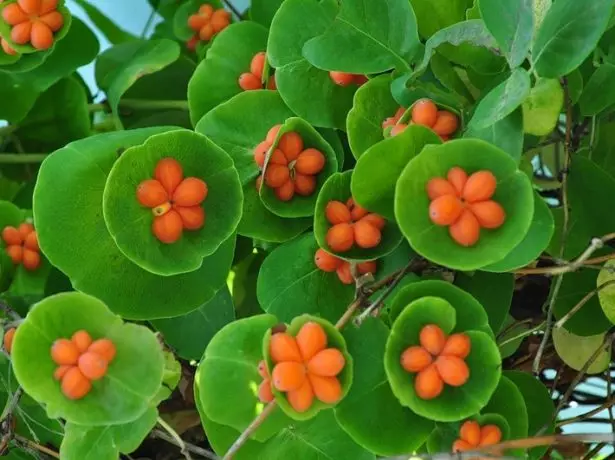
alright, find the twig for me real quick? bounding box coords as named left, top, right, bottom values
left=13, top=434, right=59, bottom=458
left=0, top=301, right=21, bottom=322
left=0, top=154, right=48, bottom=164
left=0, top=387, right=22, bottom=423
left=554, top=279, right=615, bottom=329
left=496, top=321, right=544, bottom=348
left=581, top=442, right=606, bottom=460
left=557, top=399, right=615, bottom=426
left=334, top=297, right=364, bottom=330
left=157, top=416, right=193, bottom=460
left=151, top=429, right=219, bottom=460
left=118, top=99, right=189, bottom=111
left=222, top=402, right=276, bottom=460
left=221, top=0, right=242, bottom=19
left=607, top=367, right=615, bottom=431
left=532, top=275, right=563, bottom=375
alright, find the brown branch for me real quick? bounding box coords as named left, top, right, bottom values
left=13, top=434, right=59, bottom=458
left=557, top=398, right=615, bottom=426
left=222, top=402, right=276, bottom=460
left=151, top=429, right=219, bottom=460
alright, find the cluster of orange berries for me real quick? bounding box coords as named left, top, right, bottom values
left=427, top=167, right=505, bottom=247
left=400, top=324, right=471, bottom=400
left=254, top=125, right=325, bottom=201
left=314, top=248, right=376, bottom=285
left=136, top=157, right=208, bottom=244
left=238, top=51, right=276, bottom=91
left=325, top=198, right=385, bottom=252
left=2, top=222, right=41, bottom=271
left=186, top=4, right=230, bottom=49
left=3, top=326, right=15, bottom=354
left=328, top=71, right=368, bottom=87
left=453, top=420, right=502, bottom=453
left=382, top=99, right=458, bottom=141
left=50, top=330, right=117, bottom=400
left=1, top=0, right=64, bottom=52
left=258, top=322, right=345, bottom=412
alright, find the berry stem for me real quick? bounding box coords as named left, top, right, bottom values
left=118, top=99, right=190, bottom=111
left=0, top=154, right=48, bottom=164
left=157, top=416, right=194, bottom=460
left=222, top=401, right=277, bottom=460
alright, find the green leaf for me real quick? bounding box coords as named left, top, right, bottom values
left=532, top=0, right=615, bottom=78
left=522, top=78, right=564, bottom=136
left=395, top=139, right=535, bottom=271
left=553, top=327, right=610, bottom=374
left=351, top=125, right=442, bottom=220
left=469, top=68, right=531, bottom=130
left=12, top=292, right=164, bottom=426
left=533, top=0, right=552, bottom=33
left=302, top=0, right=420, bottom=74
left=268, top=0, right=356, bottom=130
left=250, top=0, right=284, bottom=27
left=33, top=128, right=235, bottom=320
left=597, top=260, right=615, bottom=326
left=579, top=63, right=615, bottom=116
left=464, top=109, right=524, bottom=162
left=479, top=0, right=533, bottom=68
left=151, top=286, right=235, bottom=361
left=498, top=315, right=529, bottom=358
left=335, top=318, right=434, bottom=456
left=73, top=0, right=137, bottom=44
left=409, top=0, right=471, bottom=39
left=0, top=74, right=39, bottom=124
left=429, top=52, right=474, bottom=104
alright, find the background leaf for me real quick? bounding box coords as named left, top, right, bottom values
left=579, top=63, right=615, bottom=116
left=410, top=0, right=471, bottom=39
left=522, top=78, right=564, bottom=136
left=553, top=327, right=611, bottom=374
left=464, top=109, right=524, bottom=161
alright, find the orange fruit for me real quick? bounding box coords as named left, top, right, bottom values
left=199, top=23, right=215, bottom=41
left=382, top=117, right=396, bottom=129
left=3, top=328, right=15, bottom=354
left=239, top=72, right=261, bottom=91
left=53, top=364, right=72, bottom=381
left=2, top=3, right=28, bottom=25
left=278, top=132, right=303, bottom=161
left=78, top=351, right=108, bottom=381
left=266, top=124, right=281, bottom=144
left=186, top=35, right=199, bottom=51
left=18, top=223, right=34, bottom=238
left=325, top=201, right=351, bottom=225
left=211, top=10, right=230, bottom=33
left=469, top=200, right=505, bottom=229
left=271, top=361, right=306, bottom=392
left=336, top=263, right=353, bottom=285
left=359, top=213, right=385, bottom=230
left=414, top=364, right=443, bottom=400
left=479, top=425, right=502, bottom=446
left=176, top=205, right=205, bottom=230
left=173, top=177, right=208, bottom=207
left=447, top=167, right=468, bottom=197
left=287, top=379, right=314, bottom=412
left=354, top=75, right=368, bottom=86
left=267, top=75, right=277, bottom=90
left=265, top=164, right=290, bottom=188
left=257, top=360, right=269, bottom=379
left=307, top=348, right=345, bottom=377
left=258, top=378, right=274, bottom=403
left=429, top=194, right=463, bottom=226
left=314, top=248, right=341, bottom=272
left=269, top=148, right=288, bottom=166
left=329, top=71, right=354, bottom=86
left=88, top=339, right=116, bottom=363
left=153, top=210, right=183, bottom=244
left=61, top=367, right=92, bottom=400
left=188, top=14, right=207, bottom=31
left=394, top=107, right=406, bottom=120
left=6, top=245, right=23, bottom=264
left=275, top=180, right=295, bottom=201
left=295, top=149, right=325, bottom=175
left=419, top=324, right=446, bottom=356
left=40, top=0, right=58, bottom=15
left=463, top=171, right=497, bottom=203
left=24, top=231, right=38, bottom=251
left=435, top=355, right=469, bottom=386
left=22, top=249, right=40, bottom=271
left=432, top=111, right=458, bottom=136
left=411, top=99, right=438, bottom=127
left=452, top=439, right=473, bottom=452
left=426, top=177, right=457, bottom=200
left=347, top=198, right=369, bottom=221
left=294, top=174, right=316, bottom=196
left=136, top=179, right=168, bottom=208
left=296, top=322, right=327, bottom=361
left=441, top=333, right=471, bottom=359
left=1, top=39, right=17, bottom=56
left=71, top=330, right=92, bottom=354
left=390, top=123, right=407, bottom=137
left=449, top=209, right=480, bottom=247
left=253, top=141, right=270, bottom=168
left=2, top=226, right=21, bottom=246
left=353, top=220, right=381, bottom=249
left=250, top=51, right=266, bottom=80
left=460, top=420, right=481, bottom=446
left=326, top=223, right=354, bottom=252
left=269, top=332, right=302, bottom=363
left=154, top=158, right=184, bottom=194
left=18, top=0, right=41, bottom=15
left=11, top=21, right=32, bottom=45
left=356, top=260, right=377, bottom=275
left=400, top=346, right=432, bottom=373
left=308, top=374, right=342, bottom=404
left=51, top=338, right=80, bottom=366
left=440, top=135, right=450, bottom=142
left=199, top=3, right=214, bottom=18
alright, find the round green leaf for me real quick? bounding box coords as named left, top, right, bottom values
left=395, top=139, right=534, bottom=271
left=315, top=171, right=403, bottom=262
left=250, top=0, right=284, bottom=27
left=522, top=78, right=564, bottom=136
left=497, top=315, right=529, bottom=359
left=598, top=260, right=615, bottom=325
left=33, top=128, right=235, bottom=319
left=351, top=125, right=442, bottom=220
left=11, top=292, right=164, bottom=426
left=553, top=327, right=610, bottom=374
left=335, top=317, right=434, bottom=456
left=173, top=0, right=224, bottom=41
left=385, top=297, right=501, bottom=422
left=463, top=109, right=524, bottom=163
left=0, top=73, right=39, bottom=124
left=187, top=21, right=268, bottom=126
left=426, top=413, right=510, bottom=454
left=262, top=315, right=353, bottom=421
left=103, top=129, right=242, bottom=276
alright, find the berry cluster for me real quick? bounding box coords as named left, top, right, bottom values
left=1, top=0, right=64, bottom=51
left=3, top=327, right=15, bottom=354
left=256, top=359, right=274, bottom=403
left=382, top=99, right=458, bottom=141
left=187, top=4, right=230, bottom=47
left=254, top=125, right=325, bottom=201
left=453, top=420, right=502, bottom=453
left=2, top=223, right=41, bottom=271
left=314, top=248, right=376, bottom=285
left=400, top=324, right=471, bottom=400
left=238, top=51, right=276, bottom=91
left=267, top=322, right=345, bottom=413
left=426, top=167, right=506, bottom=247
left=328, top=71, right=368, bottom=87
left=136, top=158, right=208, bottom=244
left=50, top=330, right=117, bottom=400
left=325, top=199, right=385, bottom=252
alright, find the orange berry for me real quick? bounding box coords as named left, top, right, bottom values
left=382, top=117, right=396, bottom=129
left=356, top=260, right=377, bottom=275
left=71, top=330, right=92, bottom=354
left=296, top=322, right=327, bottom=361
left=199, top=4, right=214, bottom=17
left=18, top=223, right=34, bottom=238
left=40, top=0, right=57, bottom=14
left=78, top=351, right=108, bottom=381
left=199, top=23, right=215, bottom=41
left=266, top=124, right=281, bottom=144
left=257, top=360, right=269, bottom=378
left=287, top=379, right=314, bottom=412
left=1, top=38, right=17, bottom=55
left=24, top=231, right=38, bottom=251
left=51, top=338, right=80, bottom=366
left=173, top=178, right=208, bottom=207
left=449, top=209, right=480, bottom=247
left=325, top=201, right=351, bottom=225
left=211, top=9, right=230, bottom=33
left=435, top=355, right=469, bottom=387
left=136, top=179, right=168, bottom=208
left=18, top=0, right=40, bottom=15
left=426, top=177, right=457, bottom=201
left=155, top=158, right=183, bottom=194
left=88, top=339, right=116, bottom=363
left=272, top=361, right=306, bottom=392
left=419, top=324, right=446, bottom=356
left=53, top=364, right=71, bottom=381
left=432, top=111, right=458, bottom=136
left=336, top=263, right=353, bottom=284
left=329, top=71, right=354, bottom=86
left=275, top=180, right=295, bottom=201
left=414, top=364, right=443, bottom=400
left=460, top=420, right=481, bottom=446
left=61, top=367, right=91, bottom=400
left=265, top=164, right=290, bottom=188
left=186, top=35, right=198, bottom=51
left=2, top=3, right=28, bottom=25
left=267, top=75, right=277, bottom=90
left=354, top=74, right=368, bottom=86
left=308, top=374, right=342, bottom=404
left=326, top=223, right=354, bottom=252
left=400, top=346, right=432, bottom=373
left=6, top=245, right=23, bottom=264
left=479, top=425, right=502, bottom=446
left=11, top=21, right=32, bottom=45
left=294, top=174, right=316, bottom=196
left=253, top=141, right=270, bottom=168
left=469, top=200, right=505, bottom=229
left=463, top=171, right=497, bottom=203
left=22, top=249, right=40, bottom=271
left=269, top=148, right=288, bottom=166
left=394, top=107, right=406, bottom=120
left=390, top=123, right=407, bottom=137
left=295, top=149, right=325, bottom=175
left=359, top=213, right=385, bottom=230
left=2, top=226, right=21, bottom=246
left=278, top=132, right=303, bottom=161
left=258, top=378, right=274, bottom=402
left=429, top=194, right=463, bottom=226
left=269, top=332, right=302, bottom=363
left=411, top=99, right=438, bottom=127
left=353, top=220, right=381, bottom=249
left=188, top=14, right=207, bottom=32
left=3, top=328, right=15, bottom=354
left=307, top=348, right=345, bottom=377
left=176, top=205, right=205, bottom=230
left=238, top=72, right=262, bottom=91
left=452, top=439, right=473, bottom=452
left=314, top=248, right=341, bottom=272
left=347, top=198, right=369, bottom=221
left=250, top=51, right=266, bottom=80
left=447, top=167, right=468, bottom=197
left=441, top=333, right=471, bottom=359
left=153, top=210, right=183, bottom=244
